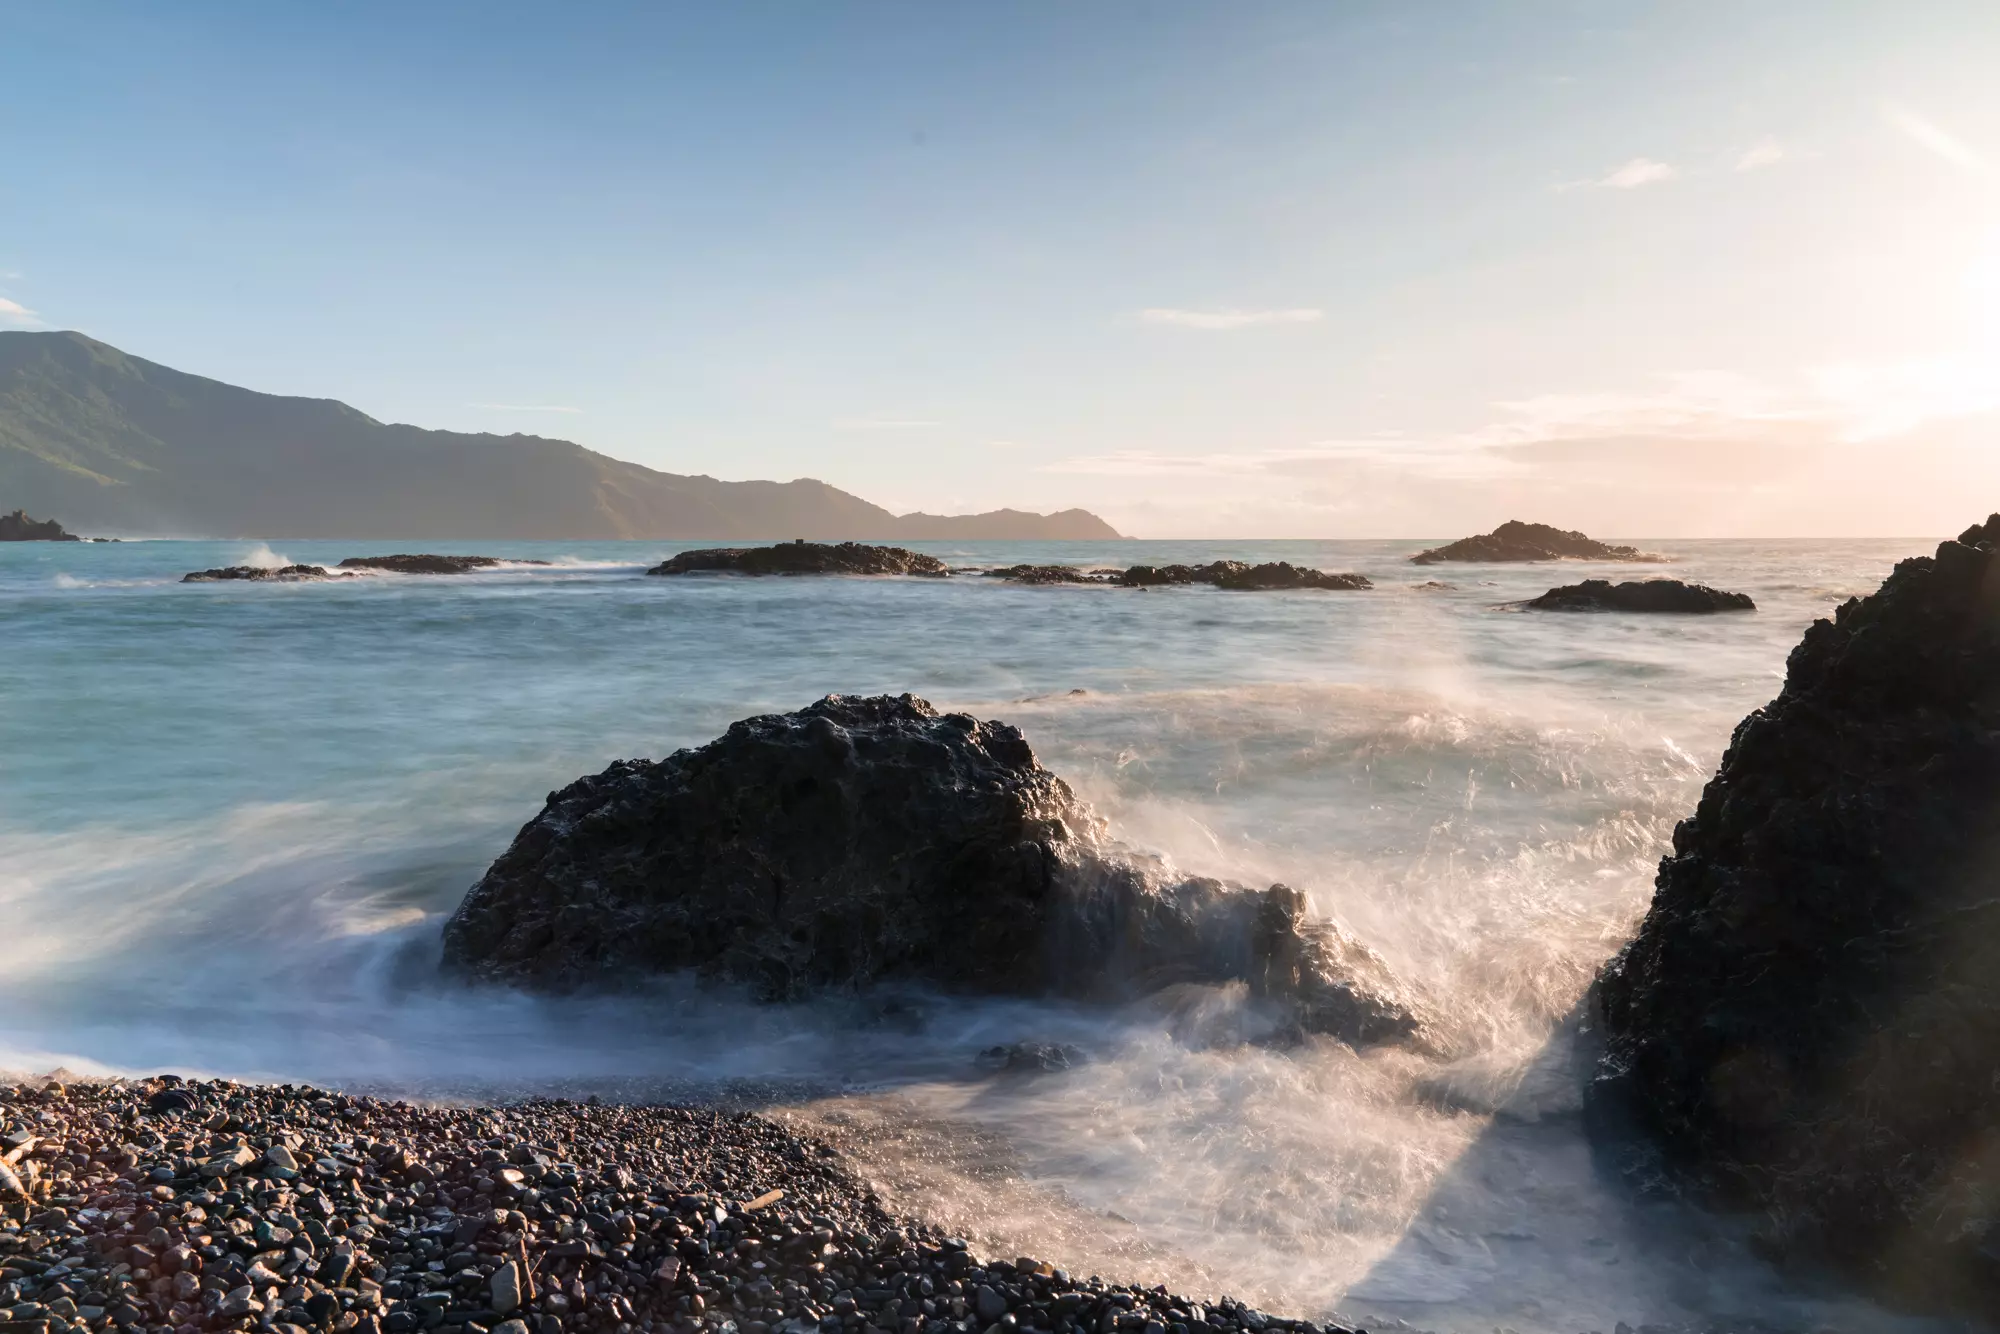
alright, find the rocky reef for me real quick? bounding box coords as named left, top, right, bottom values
left=182, top=565, right=347, bottom=583
left=0, top=509, right=81, bottom=542
left=337, top=556, right=547, bottom=575
left=1523, top=579, right=1754, bottom=613
left=0, top=1077, right=1363, bottom=1334
left=1411, top=520, right=1667, bottom=565
left=646, top=544, right=948, bottom=578
left=986, top=562, right=1372, bottom=591
left=443, top=694, right=1430, bottom=1051
left=1591, top=514, right=2000, bottom=1318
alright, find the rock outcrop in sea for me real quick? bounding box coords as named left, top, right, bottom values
left=338, top=555, right=547, bottom=574
left=0, top=1078, right=1361, bottom=1334
left=1411, top=520, right=1667, bottom=565
left=181, top=565, right=347, bottom=583
left=443, top=694, right=1431, bottom=1050
left=1591, top=513, right=2000, bottom=1318
left=646, top=543, right=949, bottom=578
left=0, top=509, right=81, bottom=541
left=1523, top=579, right=1754, bottom=613
left=986, top=562, right=1373, bottom=591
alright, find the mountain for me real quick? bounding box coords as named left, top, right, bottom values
left=0, top=332, right=1121, bottom=541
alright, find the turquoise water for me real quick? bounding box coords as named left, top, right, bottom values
left=0, top=535, right=1947, bottom=1334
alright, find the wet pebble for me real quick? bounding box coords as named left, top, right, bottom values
left=0, top=1078, right=1364, bottom=1334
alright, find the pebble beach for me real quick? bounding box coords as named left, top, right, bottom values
left=0, top=1080, right=1355, bottom=1334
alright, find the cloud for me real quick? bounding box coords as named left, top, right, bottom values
left=1883, top=104, right=1990, bottom=174
left=0, top=297, right=42, bottom=328
left=466, top=403, right=583, bottom=413
left=1735, top=138, right=1785, bottom=172
left=1599, top=157, right=1677, bottom=189
left=1139, top=308, right=1324, bottom=330
left=834, top=416, right=941, bottom=430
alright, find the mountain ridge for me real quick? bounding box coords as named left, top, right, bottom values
left=0, top=331, right=1121, bottom=540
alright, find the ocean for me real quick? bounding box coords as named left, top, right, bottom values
left=0, top=535, right=1953, bottom=1334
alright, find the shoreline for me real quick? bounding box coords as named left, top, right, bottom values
left=0, top=1079, right=1363, bottom=1334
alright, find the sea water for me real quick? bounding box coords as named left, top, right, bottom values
left=0, top=536, right=1954, bottom=1334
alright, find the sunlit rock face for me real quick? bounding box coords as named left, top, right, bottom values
left=1593, top=513, right=2000, bottom=1318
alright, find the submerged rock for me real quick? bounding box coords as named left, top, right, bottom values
left=979, top=1041, right=1088, bottom=1074
left=1411, top=520, right=1667, bottom=565
left=1524, top=578, right=1754, bottom=613
left=646, top=542, right=948, bottom=577
left=1592, top=513, right=2000, bottom=1318
left=337, top=554, right=546, bottom=574
left=0, top=509, right=82, bottom=541
left=443, top=693, right=1431, bottom=1050
left=181, top=564, right=344, bottom=582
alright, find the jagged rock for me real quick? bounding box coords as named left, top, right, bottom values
left=1210, top=561, right=1370, bottom=591
left=337, top=554, right=546, bottom=574
left=443, top=694, right=1431, bottom=1050
left=1524, top=579, right=1753, bottom=613
left=1591, top=513, right=2000, bottom=1319
left=984, top=565, right=1114, bottom=584
left=0, top=509, right=81, bottom=541
left=646, top=542, right=948, bottom=577
left=181, top=564, right=345, bottom=583
left=1411, top=520, right=1667, bottom=565
left=989, top=561, right=1371, bottom=591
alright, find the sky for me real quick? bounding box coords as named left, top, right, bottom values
left=3, top=1, right=1999, bottom=537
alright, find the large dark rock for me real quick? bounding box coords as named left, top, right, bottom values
left=647, top=542, right=948, bottom=577
left=181, top=564, right=345, bottom=582
left=0, top=508, right=80, bottom=541
left=1412, top=520, right=1666, bottom=565
left=442, top=694, right=1431, bottom=1050
left=1525, top=578, right=1754, bottom=613
left=1592, top=514, right=2000, bottom=1317
left=337, top=554, right=547, bottom=574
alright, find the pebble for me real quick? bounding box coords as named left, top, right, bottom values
left=0, top=1078, right=1367, bottom=1334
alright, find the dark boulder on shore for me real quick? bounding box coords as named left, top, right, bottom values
left=1412, top=520, right=1667, bottom=565
left=0, top=508, right=81, bottom=541
left=182, top=564, right=346, bottom=582
left=1524, top=578, right=1754, bottom=613
left=443, top=693, right=1432, bottom=1050
left=647, top=541, right=948, bottom=577
left=338, top=553, right=547, bottom=574
left=1591, top=513, right=2000, bottom=1318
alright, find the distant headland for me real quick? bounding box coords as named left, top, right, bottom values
left=0, top=331, right=1122, bottom=542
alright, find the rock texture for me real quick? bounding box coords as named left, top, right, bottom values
left=1411, top=520, right=1666, bottom=565
left=986, top=562, right=1372, bottom=591
left=646, top=544, right=948, bottom=578
left=1592, top=514, right=2000, bottom=1317
left=337, top=556, right=547, bottom=575
left=443, top=694, right=1429, bottom=1051
left=0, top=509, right=80, bottom=541
left=0, top=1077, right=1362, bottom=1334
left=181, top=565, right=346, bottom=583
left=1524, top=579, right=1754, bottom=613
left=1209, top=562, right=1371, bottom=592
left=982, top=565, right=1113, bottom=585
